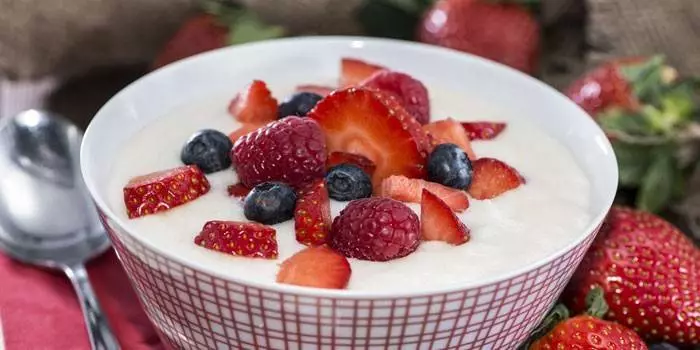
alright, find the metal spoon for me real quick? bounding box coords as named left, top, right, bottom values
left=0, top=110, right=120, bottom=350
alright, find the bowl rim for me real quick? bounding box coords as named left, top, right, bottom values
left=81, top=36, right=618, bottom=299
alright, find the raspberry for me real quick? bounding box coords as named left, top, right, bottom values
left=361, top=70, right=431, bottom=125
left=330, top=197, right=420, bottom=261
left=231, top=116, right=327, bottom=188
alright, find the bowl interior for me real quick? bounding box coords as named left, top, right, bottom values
left=81, top=36, right=617, bottom=296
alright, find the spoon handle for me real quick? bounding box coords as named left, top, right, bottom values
left=64, top=264, right=121, bottom=350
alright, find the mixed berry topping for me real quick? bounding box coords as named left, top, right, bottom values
left=123, top=57, right=524, bottom=290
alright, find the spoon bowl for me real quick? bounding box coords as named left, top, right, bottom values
left=0, top=110, right=119, bottom=350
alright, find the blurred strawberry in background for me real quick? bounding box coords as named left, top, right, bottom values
left=417, top=0, right=540, bottom=74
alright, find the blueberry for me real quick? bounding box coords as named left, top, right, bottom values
left=648, top=343, right=679, bottom=350
left=243, top=182, right=297, bottom=224
left=427, top=143, right=473, bottom=190
left=181, top=129, right=233, bottom=174
left=326, top=164, right=372, bottom=201
left=278, top=92, right=323, bottom=118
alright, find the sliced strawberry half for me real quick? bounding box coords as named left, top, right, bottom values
left=461, top=122, right=506, bottom=140
left=379, top=175, right=469, bottom=212
left=423, top=119, right=477, bottom=160
left=421, top=189, right=470, bottom=245
left=371, top=89, right=432, bottom=157
left=294, top=179, right=332, bottom=246
left=228, top=123, right=265, bottom=144
left=227, top=183, right=251, bottom=198
left=194, top=220, right=278, bottom=259
left=276, top=246, right=351, bottom=289
left=295, top=85, right=335, bottom=97
left=307, top=88, right=428, bottom=189
left=326, top=151, right=376, bottom=176
left=227, top=80, right=278, bottom=124
left=468, top=158, right=524, bottom=200
left=340, top=58, right=385, bottom=87
left=124, top=165, right=210, bottom=219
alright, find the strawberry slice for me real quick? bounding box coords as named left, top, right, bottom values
left=123, top=165, right=210, bottom=219
left=326, top=151, right=377, bottom=176
left=194, top=220, right=278, bottom=259
left=360, top=70, right=431, bottom=125
left=294, top=179, right=332, bottom=246
left=371, top=89, right=432, bottom=157
left=228, top=123, right=265, bottom=144
left=468, top=158, right=524, bottom=199
left=379, top=175, right=469, bottom=212
left=340, top=58, right=385, bottom=87
left=423, top=119, right=477, bottom=160
left=295, top=85, right=335, bottom=97
left=461, top=122, right=506, bottom=140
left=228, top=80, right=278, bottom=124
left=308, top=88, right=428, bottom=189
left=276, top=246, right=351, bottom=289
left=227, top=183, right=251, bottom=198
left=421, top=189, right=470, bottom=245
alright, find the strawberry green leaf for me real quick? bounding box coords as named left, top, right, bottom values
left=227, top=11, right=285, bottom=45
left=636, top=148, right=677, bottom=213
left=612, top=142, right=653, bottom=187
left=584, top=286, right=609, bottom=319
left=620, top=55, right=667, bottom=105
left=516, top=303, right=569, bottom=350
left=598, top=108, right=654, bottom=136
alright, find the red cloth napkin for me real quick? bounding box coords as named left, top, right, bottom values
left=0, top=249, right=163, bottom=350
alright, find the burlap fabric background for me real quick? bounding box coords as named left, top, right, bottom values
left=2, top=0, right=698, bottom=81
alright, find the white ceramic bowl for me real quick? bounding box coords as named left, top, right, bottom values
left=81, top=37, right=617, bottom=349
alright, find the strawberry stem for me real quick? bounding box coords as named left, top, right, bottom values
left=517, top=303, right=569, bottom=349
left=585, top=286, right=609, bottom=319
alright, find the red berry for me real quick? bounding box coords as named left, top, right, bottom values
left=294, top=179, right=332, bottom=246
left=295, top=85, right=335, bottom=97
left=340, top=58, right=385, bottom=87
left=468, top=158, right=523, bottom=199
left=123, top=165, right=210, bottom=219
left=152, top=14, right=228, bottom=69
left=193, top=220, right=278, bottom=259
left=227, top=80, right=279, bottom=124
left=360, top=70, right=431, bottom=125
left=307, top=88, right=428, bottom=190
left=326, top=151, right=376, bottom=176
left=421, top=189, right=470, bottom=245
left=380, top=175, right=470, bottom=212
left=529, top=315, right=647, bottom=350
left=228, top=123, right=265, bottom=144
left=423, top=119, right=477, bottom=160
left=277, top=246, right=351, bottom=289
left=564, top=207, right=700, bottom=345
left=226, top=183, right=251, bottom=198
left=231, top=116, right=327, bottom=188
left=461, top=121, right=506, bottom=140
left=330, top=197, right=420, bottom=261
left=418, top=0, right=540, bottom=74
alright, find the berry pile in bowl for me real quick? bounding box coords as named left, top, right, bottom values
left=81, top=37, right=617, bottom=349
left=108, top=55, right=594, bottom=292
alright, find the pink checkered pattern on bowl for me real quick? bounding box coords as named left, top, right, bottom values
left=100, top=211, right=600, bottom=350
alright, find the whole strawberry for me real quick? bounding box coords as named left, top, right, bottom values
left=565, top=57, right=666, bottom=116
left=564, top=206, right=700, bottom=345
left=528, top=288, right=647, bottom=350
left=417, top=0, right=540, bottom=74
left=151, top=2, right=283, bottom=69
left=231, top=116, right=328, bottom=188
